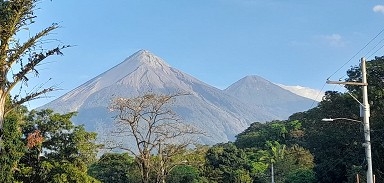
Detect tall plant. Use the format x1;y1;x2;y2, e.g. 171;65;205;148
0;0;68;151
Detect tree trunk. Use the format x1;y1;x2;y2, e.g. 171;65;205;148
156;143;166;183
140;155;150;183
0;93;6;153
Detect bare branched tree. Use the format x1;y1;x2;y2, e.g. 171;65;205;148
0;0;69;151
109;93;203;183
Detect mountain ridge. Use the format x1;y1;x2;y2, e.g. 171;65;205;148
40;50;317;144
224;75;316;118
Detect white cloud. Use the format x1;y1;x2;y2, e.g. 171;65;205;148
319;34;345;47
276;84;324;102
373;5;384;14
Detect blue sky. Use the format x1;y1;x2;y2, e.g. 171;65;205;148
22;0;384;108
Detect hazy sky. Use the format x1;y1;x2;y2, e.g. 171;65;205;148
21;0;384;108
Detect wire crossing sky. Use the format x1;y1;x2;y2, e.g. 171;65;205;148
20;0;384;109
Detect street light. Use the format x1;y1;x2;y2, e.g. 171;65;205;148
326;58;373;183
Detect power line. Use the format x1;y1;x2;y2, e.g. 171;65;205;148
327;27;384;80
309;82;326;109
365;36;384;60
367;44;384;60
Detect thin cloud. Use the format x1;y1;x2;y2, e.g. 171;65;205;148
318;34;345;47
373;5;384;14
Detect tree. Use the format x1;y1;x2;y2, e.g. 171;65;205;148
269;144;314;183
204;143;252;183
0;104;26;182
15;109;100;183
233;120;314;182
166;165;200;183
163;144;209;183
0;0;69;151
235;120;304;149
88;153;141;183
153;144;194;183
109;93;202;183
284;168;316;183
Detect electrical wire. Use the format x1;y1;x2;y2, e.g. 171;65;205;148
327;27;384;80
309;82;326;108
367;44;384;60
365;36;384;60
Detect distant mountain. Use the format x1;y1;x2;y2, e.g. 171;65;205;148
41;50;280;144
224;75;317;119
41;50;317;144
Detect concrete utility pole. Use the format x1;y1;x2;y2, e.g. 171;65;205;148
271;163;274;183
326;57;373;183
361;58;373;183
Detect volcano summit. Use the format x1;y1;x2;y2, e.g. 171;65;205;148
41;50;316;143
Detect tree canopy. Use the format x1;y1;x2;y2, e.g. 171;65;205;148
5;109;101;183
88;153;140;183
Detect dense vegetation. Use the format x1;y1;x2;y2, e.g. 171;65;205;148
0;108;100;183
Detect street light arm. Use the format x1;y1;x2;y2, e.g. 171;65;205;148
321;118;335;122
321;118;362;123
326;80;368;86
